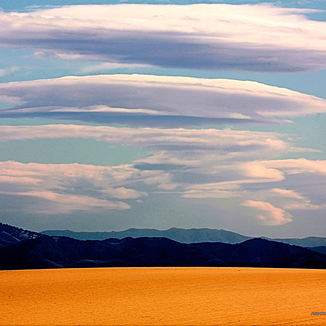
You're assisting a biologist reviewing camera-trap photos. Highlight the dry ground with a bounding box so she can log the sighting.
[1,267,326,325]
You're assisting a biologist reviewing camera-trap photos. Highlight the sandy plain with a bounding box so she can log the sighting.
[1,267,326,325]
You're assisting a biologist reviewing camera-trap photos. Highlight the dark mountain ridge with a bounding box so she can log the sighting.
[0,223,41,248]
[273,237,326,248]
[309,246,326,255]
[1,223,326,270]
[42,227,326,247]
[42,227,250,243]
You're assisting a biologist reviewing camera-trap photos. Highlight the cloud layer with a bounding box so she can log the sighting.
[1,74,325,227]
[1,74,326,126]
[1,2,326,233]
[1,4,326,72]
[0,160,174,214]
[0,123,325,225]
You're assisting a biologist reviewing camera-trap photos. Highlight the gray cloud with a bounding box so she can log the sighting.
[1,4,326,72]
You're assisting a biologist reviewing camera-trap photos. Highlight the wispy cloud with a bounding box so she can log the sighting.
[0,189,130,214]
[1,4,326,72]
[0,124,325,222]
[0,124,296,163]
[271,188,324,210]
[0,161,172,214]
[0,66,19,77]
[3,155,324,222]
[242,200,292,225]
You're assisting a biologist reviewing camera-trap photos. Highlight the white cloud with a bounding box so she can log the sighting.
[0,123,326,223]
[0,161,172,214]
[252,159,326,176]
[272,188,307,200]
[1,4,326,72]
[271,188,323,210]
[242,200,292,225]
[0,124,294,166]
[1,75,326,126]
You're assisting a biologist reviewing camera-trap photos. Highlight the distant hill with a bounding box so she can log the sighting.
[0,223,41,248]
[1,233,326,270]
[273,237,326,248]
[42,227,326,247]
[2,222,326,270]
[310,246,326,255]
[41,228,250,244]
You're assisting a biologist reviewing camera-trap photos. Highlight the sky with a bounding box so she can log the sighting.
[0,0,326,237]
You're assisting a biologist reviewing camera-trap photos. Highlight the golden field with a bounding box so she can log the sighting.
[1,267,326,325]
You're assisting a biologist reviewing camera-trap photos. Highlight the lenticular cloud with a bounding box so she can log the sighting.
[1,74,326,127]
[1,4,326,72]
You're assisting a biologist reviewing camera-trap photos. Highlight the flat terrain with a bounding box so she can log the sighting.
[1,267,326,325]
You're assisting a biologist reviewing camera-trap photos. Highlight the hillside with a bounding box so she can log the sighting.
[42,227,326,247]
[1,222,326,270]
[1,234,326,270]
[41,227,251,243]
[0,223,41,248]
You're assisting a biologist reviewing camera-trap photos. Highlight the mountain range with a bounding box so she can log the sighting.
[42,227,326,247]
[1,223,326,270]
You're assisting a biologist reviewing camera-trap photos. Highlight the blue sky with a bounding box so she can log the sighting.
[0,0,326,237]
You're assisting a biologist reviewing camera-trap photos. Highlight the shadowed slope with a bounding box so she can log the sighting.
[1,235,326,270]
[0,223,41,248]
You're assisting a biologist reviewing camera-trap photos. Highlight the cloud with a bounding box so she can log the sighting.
[242,200,292,225]
[248,159,326,177]
[0,160,174,214]
[0,66,19,77]
[0,190,130,214]
[271,188,323,210]
[0,4,326,72]
[1,123,326,222]
[80,62,154,73]
[0,71,325,224]
[0,124,298,167]
[177,156,326,220]
[1,74,326,126]
[0,123,294,214]
[182,182,241,199]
